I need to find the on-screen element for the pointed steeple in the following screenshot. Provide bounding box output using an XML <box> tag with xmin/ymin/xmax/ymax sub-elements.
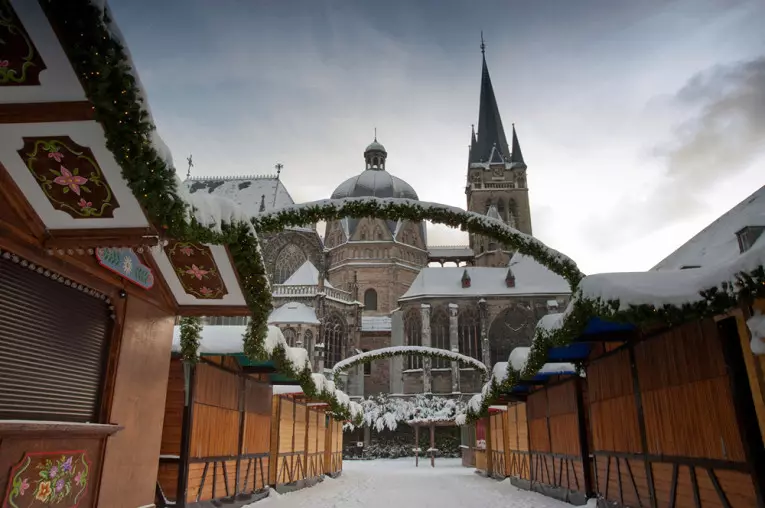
<box><xmin>510</xmin><ymin>124</ymin><xmax>526</xmax><ymax>168</ymax></box>
<box><xmin>470</xmin><ymin>36</ymin><xmax>510</xmax><ymax>164</ymax></box>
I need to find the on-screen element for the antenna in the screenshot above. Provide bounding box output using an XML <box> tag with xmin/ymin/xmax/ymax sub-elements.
<box><xmin>374</xmin><ymin>127</ymin><xmax>377</xmax><ymax>142</ymax></box>
<box><xmin>480</xmin><ymin>31</ymin><xmax>486</xmax><ymax>55</ymax></box>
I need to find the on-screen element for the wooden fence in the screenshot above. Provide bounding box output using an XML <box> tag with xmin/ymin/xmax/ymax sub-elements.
<box><xmin>489</xmin><ymin>409</ymin><xmax>509</xmax><ymax>478</ymax></box>
<box><xmin>506</xmin><ymin>402</ymin><xmax>530</xmax><ymax>480</ymax></box>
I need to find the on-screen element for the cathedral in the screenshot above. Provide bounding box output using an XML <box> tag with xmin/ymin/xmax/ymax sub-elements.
<box><xmin>185</xmin><ymin>48</ymin><xmax>570</xmax><ymax>396</ymax></box>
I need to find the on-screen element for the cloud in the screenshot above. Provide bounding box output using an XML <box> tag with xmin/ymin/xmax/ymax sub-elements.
<box><xmin>583</xmin><ymin>55</ymin><xmax>765</xmax><ymax>248</ymax></box>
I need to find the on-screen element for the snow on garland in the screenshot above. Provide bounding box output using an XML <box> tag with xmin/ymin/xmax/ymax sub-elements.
<box><xmin>748</xmin><ymin>311</ymin><xmax>765</xmax><ymax>355</ymax></box>
<box><xmin>331</xmin><ymin>346</ymin><xmax>489</xmax><ymax>383</ymax></box>
<box><xmin>178</xmin><ymin>316</ymin><xmax>203</xmax><ymax>364</ymax></box>
<box><xmin>345</xmin><ymin>393</ymin><xmax>467</xmax><ymax>433</ymax></box>
<box><xmin>457</xmin><ymin>240</ymin><xmax>765</xmax><ymax>424</ymax></box>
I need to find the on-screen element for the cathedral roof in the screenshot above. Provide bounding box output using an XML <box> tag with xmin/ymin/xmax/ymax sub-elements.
<box><xmin>268</xmin><ymin>302</ymin><xmax>320</xmax><ymax>325</ymax></box>
<box><xmin>281</xmin><ymin>260</ymin><xmax>333</xmax><ymax>288</ymax></box>
<box><xmin>331</xmin><ymin>169</ymin><xmax>418</xmax><ymax>201</ymax></box>
<box><xmin>365</xmin><ymin>140</ymin><xmax>387</xmax><ymax>153</ymax></box>
<box><xmin>185</xmin><ymin>175</ymin><xmax>294</xmax><ymax>216</ymax></box>
<box><xmin>399</xmin><ymin>252</ymin><xmax>570</xmax><ymax>300</ymax></box>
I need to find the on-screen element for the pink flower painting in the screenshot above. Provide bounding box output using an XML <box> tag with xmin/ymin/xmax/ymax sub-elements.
<box><xmin>199</xmin><ymin>286</ymin><xmax>213</xmax><ymax>296</ymax></box>
<box><xmin>78</xmin><ymin>198</ymin><xmax>93</xmax><ymax>209</ymax></box>
<box><xmin>47</xmin><ymin>151</ymin><xmax>64</xmax><ymax>162</ymax></box>
<box><xmin>185</xmin><ymin>264</ymin><xmax>209</xmax><ymax>280</ymax></box>
<box><xmin>53</xmin><ymin>166</ymin><xmax>88</xmax><ymax>195</ymax></box>
<box><xmin>180</xmin><ymin>246</ymin><xmax>195</xmax><ymax>256</ymax></box>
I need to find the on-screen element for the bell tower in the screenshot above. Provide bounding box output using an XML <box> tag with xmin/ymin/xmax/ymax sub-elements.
<box><xmin>466</xmin><ymin>35</ymin><xmax>532</xmax><ymax>267</ymax></box>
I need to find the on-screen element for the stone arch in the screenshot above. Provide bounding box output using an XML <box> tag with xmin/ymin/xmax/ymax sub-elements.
<box><xmin>489</xmin><ymin>305</ymin><xmax>535</xmax><ymax>366</ymax></box>
<box><xmin>282</xmin><ymin>327</ymin><xmax>298</xmax><ymax>347</ymax></box>
<box><xmin>273</xmin><ymin>243</ymin><xmax>307</xmax><ymax>284</ymax></box>
<box><xmin>303</xmin><ymin>328</ymin><xmax>314</xmax><ymax>352</ymax></box>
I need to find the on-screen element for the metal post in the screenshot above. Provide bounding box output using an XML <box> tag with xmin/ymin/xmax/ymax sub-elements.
<box><xmin>430</xmin><ymin>423</ymin><xmax>436</xmax><ymax>468</ymax></box>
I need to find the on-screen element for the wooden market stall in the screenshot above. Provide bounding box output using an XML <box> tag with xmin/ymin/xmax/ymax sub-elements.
<box><xmin>325</xmin><ymin>418</ymin><xmax>344</xmax><ymax>478</ymax></box>
<box><xmin>488</xmin><ymin>408</ymin><xmax>509</xmax><ymax>479</ymax></box>
<box><xmin>505</xmin><ymin>402</ymin><xmax>530</xmax><ymax>480</ymax></box>
<box><xmin>156</xmin><ymin>356</ymin><xmax>273</xmax><ymax>507</ymax></box>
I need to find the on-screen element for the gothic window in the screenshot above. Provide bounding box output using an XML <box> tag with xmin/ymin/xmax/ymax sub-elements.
<box><xmin>323</xmin><ymin>313</ymin><xmax>346</xmax><ymax>368</ymax></box>
<box><xmin>274</xmin><ymin>244</ymin><xmax>307</xmax><ymax>284</ymax></box>
<box><xmin>431</xmin><ymin>308</ymin><xmax>450</xmax><ymax>369</ymax></box>
<box><xmin>362</xmin><ymin>349</ymin><xmax>371</xmax><ymax>375</ymax></box>
<box><xmin>404</xmin><ymin>309</ymin><xmax>422</xmax><ymax>370</ymax></box>
<box><xmin>497</xmin><ymin>200</ymin><xmax>506</xmax><ymax>222</ymax></box>
<box><xmin>458</xmin><ymin>306</ymin><xmax>482</xmax><ymax>361</ymax></box>
<box><xmin>303</xmin><ymin>329</ymin><xmax>314</xmax><ymax>353</ymax></box>
<box><xmin>282</xmin><ymin>327</ymin><xmax>298</xmax><ymax>347</ymax></box>
<box><xmin>360</xmin><ymin>226</ymin><xmax>369</xmax><ymax>241</ymax></box>
<box><xmin>364</xmin><ymin>289</ymin><xmax>378</xmax><ymax>311</ymax></box>
<box><xmin>489</xmin><ymin>306</ymin><xmax>534</xmax><ymax>366</ymax></box>
<box><xmin>374</xmin><ymin>226</ymin><xmax>383</xmax><ymax>240</ymax></box>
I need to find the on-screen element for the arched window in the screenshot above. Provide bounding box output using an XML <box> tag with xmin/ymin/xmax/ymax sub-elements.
<box><xmin>364</xmin><ymin>289</ymin><xmax>378</xmax><ymax>311</ymax></box>
<box><xmin>374</xmin><ymin>226</ymin><xmax>383</xmax><ymax>240</ymax></box>
<box><xmin>431</xmin><ymin>308</ymin><xmax>450</xmax><ymax>369</ymax></box>
<box><xmin>273</xmin><ymin>244</ymin><xmax>307</xmax><ymax>284</ymax></box>
<box><xmin>282</xmin><ymin>327</ymin><xmax>298</xmax><ymax>347</ymax></box>
<box><xmin>404</xmin><ymin>309</ymin><xmax>422</xmax><ymax>370</ymax></box>
<box><xmin>458</xmin><ymin>306</ymin><xmax>482</xmax><ymax>361</ymax></box>
<box><xmin>323</xmin><ymin>313</ymin><xmax>346</xmax><ymax>368</ymax></box>
<box><xmin>497</xmin><ymin>199</ymin><xmax>506</xmax><ymax>222</ymax></box>
<box><xmin>303</xmin><ymin>329</ymin><xmax>314</xmax><ymax>353</ymax></box>
<box><xmin>489</xmin><ymin>306</ymin><xmax>534</xmax><ymax>366</ymax></box>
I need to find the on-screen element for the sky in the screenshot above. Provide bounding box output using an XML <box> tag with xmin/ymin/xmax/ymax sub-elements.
<box><xmin>110</xmin><ymin>0</ymin><xmax>765</xmax><ymax>275</ymax></box>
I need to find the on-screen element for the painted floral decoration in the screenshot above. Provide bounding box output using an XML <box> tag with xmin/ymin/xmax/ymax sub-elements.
<box><xmin>164</xmin><ymin>241</ymin><xmax>229</xmax><ymax>300</ymax></box>
<box><xmin>18</xmin><ymin>137</ymin><xmax>120</xmax><ymax>219</ymax></box>
<box><xmin>0</xmin><ymin>0</ymin><xmax>48</xmax><ymax>86</ymax></box>
<box><xmin>6</xmin><ymin>452</ymin><xmax>90</xmax><ymax>507</ymax></box>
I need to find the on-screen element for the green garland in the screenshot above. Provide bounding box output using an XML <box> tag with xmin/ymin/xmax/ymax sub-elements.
<box><xmin>178</xmin><ymin>316</ymin><xmax>203</xmax><ymax>364</ymax></box>
<box><xmin>253</xmin><ymin>199</ymin><xmax>584</xmax><ymax>288</ymax></box>
<box><xmin>459</xmin><ymin>265</ymin><xmax>765</xmax><ymax>424</ymax></box>
<box><xmin>331</xmin><ymin>346</ymin><xmax>489</xmax><ymax>384</ymax></box>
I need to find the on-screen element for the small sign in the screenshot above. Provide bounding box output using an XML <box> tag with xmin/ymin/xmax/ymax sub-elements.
<box><xmin>96</xmin><ymin>247</ymin><xmax>154</xmax><ymax>289</ymax></box>
<box><xmin>356</xmin><ymin>442</ymin><xmax>364</xmax><ymax>448</ymax></box>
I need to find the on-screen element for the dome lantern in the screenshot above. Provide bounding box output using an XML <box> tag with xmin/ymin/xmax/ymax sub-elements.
<box><xmin>364</xmin><ymin>136</ymin><xmax>387</xmax><ymax>170</ymax></box>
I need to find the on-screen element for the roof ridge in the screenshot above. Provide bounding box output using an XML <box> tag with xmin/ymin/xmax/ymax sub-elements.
<box><xmin>186</xmin><ymin>174</ymin><xmax>278</xmax><ymax>182</ymax></box>
<box><xmin>428</xmin><ymin>245</ymin><xmax>472</xmax><ymax>249</ymax></box>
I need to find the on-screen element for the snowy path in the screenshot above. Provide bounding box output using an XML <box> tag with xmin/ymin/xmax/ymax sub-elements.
<box><xmin>249</xmin><ymin>459</ymin><xmax>587</xmax><ymax>508</ymax></box>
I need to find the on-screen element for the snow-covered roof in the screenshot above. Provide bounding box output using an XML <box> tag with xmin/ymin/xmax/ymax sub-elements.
<box><xmin>361</xmin><ymin>316</ymin><xmax>392</xmax><ymax>332</ymax></box>
<box><xmin>172</xmin><ymin>325</ymin><xmax>247</xmax><ymax>354</ymax></box>
<box><xmin>281</xmin><ymin>260</ymin><xmax>333</xmax><ymax>288</ymax></box>
<box><xmin>536</xmin><ymin>313</ymin><xmax>565</xmax><ymax>334</ymax></box>
<box><xmin>427</xmin><ymin>246</ymin><xmax>475</xmax><ymax>258</ymax></box>
<box><xmin>580</xmin><ymin>233</ymin><xmax>765</xmax><ymax>310</ymax></box>
<box><xmin>653</xmin><ymin>185</ymin><xmax>765</xmax><ymax>270</ymax></box>
<box><xmin>185</xmin><ymin>175</ymin><xmax>295</xmax><ymax>217</ymax></box>
<box><xmin>268</xmin><ymin>302</ymin><xmax>320</xmax><ymax>325</ymax></box>
<box><xmin>273</xmin><ymin>385</ymin><xmax>304</xmax><ymax>395</ymax></box>
<box><xmin>400</xmin><ymin>252</ymin><xmax>570</xmax><ymax>300</ymax></box>
<box><xmin>508</xmin><ymin>347</ymin><xmax>576</xmax><ymax>376</ymax></box>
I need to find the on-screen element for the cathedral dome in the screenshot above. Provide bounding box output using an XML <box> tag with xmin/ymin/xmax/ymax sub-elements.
<box><xmin>365</xmin><ymin>140</ymin><xmax>387</xmax><ymax>153</ymax></box>
<box><xmin>330</xmin><ymin>169</ymin><xmax>418</xmax><ymax>200</ymax></box>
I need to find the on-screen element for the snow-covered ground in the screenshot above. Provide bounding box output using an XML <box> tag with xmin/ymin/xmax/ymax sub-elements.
<box><xmin>247</xmin><ymin>459</ymin><xmax>593</xmax><ymax>508</ymax></box>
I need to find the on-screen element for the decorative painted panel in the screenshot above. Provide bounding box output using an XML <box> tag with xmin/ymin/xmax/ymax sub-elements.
<box><xmin>16</xmin><ymin>136</ymin><xmax>120</xmax><ymax>218</ymax></box>
<box><xmin>95</xmin><ymin>247</ymin><xmax>155</xmax><ymax>289</ymax></box>
<box><xmin>0</xmin><ymin>0</ymin><xmax>47</xmax><ymax>86</ymax></box>
<box><xmin>164</xmin><ymin>241</ymin><xmax>228</xmax><ymax>299</ymax></box>
<box><xmin>3</xmin><ymin>450</ymin><xmax>90</xmax><ymax>508</ymax></box>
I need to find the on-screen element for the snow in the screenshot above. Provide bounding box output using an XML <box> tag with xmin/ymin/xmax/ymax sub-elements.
<box><xmin>579</xmin><ymin>234</ymin><xmax>765</xmax><ymax>310</ymax></box>
<box><xmin>349</xmin><ymin>394</ymin><xmax>466</xmax><ymax>432</ymax></box>
<box><xmin>244</xmin><ymin>459</ymin><xmax>578</xmax><ymax>508</ymax></box>
<box><xmin>185</xmin><ymin>175</ymin><xmax>296</xmax><ymax>217</ymax></box>
<box><xmin>273</xmin><ymin>385</ymin><xmax>304</xmax><ymax>395</ymax></box>
<box><xmin>282</xmin><ymin>260</ymin><xmax>333</xmax><ymax>287</ymax></box>
<box><xmin>361</xmin><ymin>316</ymin><xmax>392</xmax><ymax>332</ymax></box>
<box><xmin>653</xmin><ymin>185</ymin><xmax>765</xmax><ymax>270</ymax></box>
<box><xmin>171</xmin><ymin>325</ymin><xmax>247</xmax><ymax>354</ymax></box>
<box><xmin>748</xmin><ymin>311</ymin><xmax>765</xmax><ymax>354</ymax></box>
<box><xmin>508</xmin><ymin>347</ymin><xmax>575</xmax><ymax>376</ymax></box>
<box><xmin>492</xmin><ymin>362</ymin><xmax>509</xmax><ymax>384</ymax></box>
<box><xmin>400</xmin><ymin>252</ymin><xmax>571</xmax><ymax>300</ymax></box>
<box><xmin>536</xmin><ymin>313</ymin><xmax>564</xmax><ymax>334</ymax></box>
<box><xmin>268</xmin><ymin>302</ymin><xmax>320</xmax><ymax>325</ymax></box>
<box><xmin>332</xmin><ymin>346</ymin><xmax>488</xmax><ymax>376</ymax></box>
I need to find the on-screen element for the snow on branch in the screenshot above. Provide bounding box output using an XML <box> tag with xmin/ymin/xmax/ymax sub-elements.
<box><xmin>345</xmin><ymin>394</ymin><xmax>467</xmax><ymax>433</ymax></box>
<box><xmin>332</xmin><ymin>346</ymin><xmax>489</xmax><ymax>383</ymax></box>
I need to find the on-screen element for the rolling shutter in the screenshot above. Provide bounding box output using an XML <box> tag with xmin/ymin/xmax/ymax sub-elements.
<box><xmin>0</xmin><ymin>254</ymin><xmax>112</xmax><ymax>422</ymax></box>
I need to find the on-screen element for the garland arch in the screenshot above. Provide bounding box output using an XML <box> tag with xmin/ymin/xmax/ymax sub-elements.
<box><xmin>330</xmin><ymin>346</ymin><xmax>490</xmax><ymax>384</ymax></box>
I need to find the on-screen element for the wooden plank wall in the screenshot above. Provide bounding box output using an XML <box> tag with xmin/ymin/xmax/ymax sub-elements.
<box><xmin>526</xmin><ymin>379</ymin><xmax>587</xmax><ymax>497</ymax></box>
<box><xmin>157</xmin><ymin>358</ymin><xmax>184</xmax><ymax>502</ymax></box>
<box><xmin>588</xmin><ymin>319</ymin><xmax>760</xmax><ymax>507</ymax></box>
<box><xmin>240</xmin><ymin>377</ymin><xmax>271</xmax><ymax>493</ymax></box>
<box><xmin>187</xmin><ymin>362</ymin><xmax>240</xmax><ymax>503</ymax></box>
<box><xmin>506</xmin><ymin>402</ymin><xmax>530</xmax><ymax>480</ymax></box>
<box><xmin>325</xmin><ymin>418</ymin><xmax>343</xmax><ymax>474</ymax></box>
<box><xmin>270</xmin><ymin>396</ymin><xmax>326</xmax><ymax>485</ymax></box>
<box><xmin>306</xmin><ymin>406</ymin><xmax>326</xmax><ymax>477</ymax></box>
<box><xmin>489</xmin><ymin>410</ymin><xmax>509</xmax><ymax>478</ymax></box>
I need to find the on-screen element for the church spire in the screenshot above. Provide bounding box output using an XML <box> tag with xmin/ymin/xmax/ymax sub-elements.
<box><xmin>470</xmin><ymin>35</ymin><xmax>510</xmax><ymax>164</ymax></box>
<box><xmin>510</xmin><ymin>124</ymin><xmax>526</xmax><ymax>168</ymax></box>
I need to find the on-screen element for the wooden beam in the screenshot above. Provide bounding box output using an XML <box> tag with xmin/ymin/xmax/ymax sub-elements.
<box><xmin>241</xmin><ymin>365</ymin><xmax>277</xmax><ymax>374</ymax></box>
<box><xmin>0</xmin><ymin>101</ymin><xmax>94</xmax><ymax>123</ymax></box>
<box><xmin>43</xmin><ymin>227</ymin><xmax>158</xmax><ymax>250</ymax></box>
<box><xmin>0</xmin><ymin>162</ymin><xmax>46</xmax><ymax>241</ymax></box>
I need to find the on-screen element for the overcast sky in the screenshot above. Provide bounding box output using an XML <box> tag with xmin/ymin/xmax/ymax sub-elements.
<box><xmin>110</xmin><ymin>0</ymin><xmax>765</xmax><ymax>275</ymax></box>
